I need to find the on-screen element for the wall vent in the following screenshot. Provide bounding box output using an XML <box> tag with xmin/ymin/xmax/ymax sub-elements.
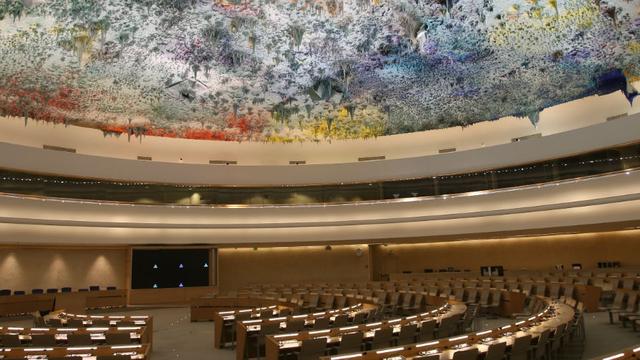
<box><xmin>289</xmin><ymin>160</ymin><xmax>306</xmax><ymax>165</ymax></box>
<box><xmin>137</xmin><ymin>156</ymin><xmax>152</xmax><ymax>161</ymax></box>
<box><xmin>209</xmin><ymin>160</ymin><xmax>238</xmax><ymax>165</ymax></box>
<box><xmin>358</xmin><ymin>155</ymin><xmax>386</xmax><ymax>162</ymax></box>
<box><xmin>42</xmin><ymin>145</ymin><xmax>76</xmax><ymax>153</ymax></box>
<box><xmin>438</xmin><ymin>148</ymin><xmax>456</xmax><ymax>154</ymax></box>
<box><xmin>512</xmin><ymin>133</ymin><xmax>542</xmax><ymax>142</ymax></box>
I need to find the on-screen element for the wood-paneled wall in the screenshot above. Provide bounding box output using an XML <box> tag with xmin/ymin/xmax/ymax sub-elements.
<box><xmin>0</xmin><ymin>247</ymin><xmax>126</xmax><ymax>291</ymax></box>
<box><xmin>217</xmin><ymin>245</ymin><xmax>371</xmax><ymax>291</ymax></box>
<box><xmin>371</xmin><ymin>230</ymin><xmax>640</xmax><ymax>279</ymax></box>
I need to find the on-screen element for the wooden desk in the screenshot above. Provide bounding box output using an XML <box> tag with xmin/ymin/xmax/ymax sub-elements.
<box><xmin>237</xmin><ymin>303</ymin><xmax>378</xmax><ymax>360</ymax></box>
<box><xmin>575</xmin><ymin>285</ymin><xmax>602</xmax><ymax>312</ymax></box>
<box><xmin>265</xmin><ymin>302</ymin><xmax>466</xmax><ymax>360</ymax></box>
<box><xmin>192</xmin><ymin>296</ymin><xmax>294</xmax><ymax>322</ymax></box>
<box><xmin>499</xmin><ymin>290</ymin><xmax>527</xmax><ymax>317</ymax></box>
<box><xmin>54</xmin><ymin>312</ymin><xmax>154</xmax><ymax>347</ymax></box>
<box><xmin>213</xmin><ymin>305</ymin><xmax>285</xmax><ymax>349</ymax></box>
<box><xmin>0</xmin><ymin>290</ymin><xmax>127</xmax><ymax>317</ymax></box>
<box><xmin>318</xmin><ymin>300</ymin><xmax>575</xmax><ymax>360</ymax></box>
<box><xmin>0</xmin><ymin>343</ymin><xmax>150</xmax><ymax>359</ymax></box>
<box><xmin>0</xmin><ymin>324</ymin><xmax>151</xmax><ymax>348</ymax></box>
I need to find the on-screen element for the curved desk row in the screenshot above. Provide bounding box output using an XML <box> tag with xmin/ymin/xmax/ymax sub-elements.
<box><xmin>0</xmin><ymin>343</ymin><xmax>149</xmax><ymax>359</ymax></box>
<box><xmin>0</xmin><ymin>290</ymin><xmax>127</xmax><ymax>317</ymax></box>
<box><xmin>319</xmin><ymin>298</ymin><xmax>576</xmax><ymax>360</ymax></box>
<box><xmin>264</xmin><ymin>302</ymin><xmax>466</xmax><ymax>360</ymax></box>
<box><xmin>0</xmin><ymin>324</ymin><xmax>151</xmax><ymax>348</ymax></box>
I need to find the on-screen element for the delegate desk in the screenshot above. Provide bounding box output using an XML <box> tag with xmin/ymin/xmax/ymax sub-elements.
<box><xmin>594</xmin><ymin>346</ymin><xmax>640</xmax><ymax>360</ymax></box>
<box><xmin>51</xmin><ymin>313</ymin><xmax>153</xmax><ymax>347</ymax></box>
<box><xmin>192</xmin><ymin>296</ymin><xmax>297</xmax><ymax>322</ymax></box>
<box><xmin>0</xmin><ymin>325</ymin><xmax>150</xmax><ymax>348</ymax></box>
<box><xmin>0</xmin><ymin>344</ymin><xmax>150</xmax><ymax>359</ymax></box>
<box><xmin>236</xmin><ymin>304</ymin><xmax>376</xmax><ymax>360</ymax></box>
<box><xmin>214</xmin><ymin>305</ymin><xmax>285</xmax><ymax>349</ymax></box>
<box><xmin>266</xmin><ymin>303</ymin><xmax>466</xmax><ymax>360</ymax></box>
<box><xmin>321</xmin><ymin>299</ymin><xmax>575</xmax><ymax>360</ymax></box>
<box><xmin>0</xmin><ymin>290</ymin><xmax>127</xmax><ymax>317</ymax></box>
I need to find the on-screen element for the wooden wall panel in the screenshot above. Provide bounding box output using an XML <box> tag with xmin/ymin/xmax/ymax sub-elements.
<box><xmin>0</xmin><ymin>247</ymin><xmax>126</xmax><ymax>291</ymax></box>
<box><xmin>217</xmin><ymin>245</ymin><xmax>370</xmax><ymax>291</ymax></box>
<box><xmin>371</xmin><ymin>230</ymin><xmax>640</xmax><ymax>279</ymax></box>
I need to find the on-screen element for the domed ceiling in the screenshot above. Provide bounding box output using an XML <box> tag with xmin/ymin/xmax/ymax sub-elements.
<box><xmin>0</xmin><ymin>0</ymin><xmax>638</xmax><ymax>142</ymax></box>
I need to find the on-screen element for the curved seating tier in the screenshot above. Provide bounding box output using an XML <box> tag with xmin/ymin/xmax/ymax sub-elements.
<box><xmin>319</xmin><ymin>297</ymin><xmax>578</xmax><ymax>360</ymax></box>
<box><xmin>0</xmin><ymin>344</ymin><xmax>149</xmax><ymax>359</ymax></box>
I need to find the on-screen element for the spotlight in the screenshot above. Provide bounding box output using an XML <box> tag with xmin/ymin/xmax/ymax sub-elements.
<box><xmin>325</xmin><ymin>245</ymin><xmax>332</xmax><ymax>251</ymax></box>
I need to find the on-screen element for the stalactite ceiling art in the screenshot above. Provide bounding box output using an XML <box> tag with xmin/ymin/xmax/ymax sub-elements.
<box><xmin>0</xmin><ymin>0</ymin><xmax>638</xmax><ymax>142</ymax></box>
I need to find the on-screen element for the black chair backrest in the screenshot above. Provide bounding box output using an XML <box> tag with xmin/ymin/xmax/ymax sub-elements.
<box><xmin>105</xmin><ymin>332</ymin><xmax>131</xmax><ymax>345</ymax></box>
<box><xmin>13</xmin><ymin>290</ymin><xmax>25</xmax><ymax>295</ymax></box>
<box><xmin>107</xmin><ymin>286</ymin><xmax>117</xmax><ymax>290</ymax></box>
<box><xmin>79</xmin><ymin>288</ymin><xmax>89</xmax><ymax>292</ymax></box>
<box><xmin>0</xmin><ymin>289</ymin><xmax>10</xmax><ymax>296</ymax></box>
<box><xmin>61</xmin><ymin>287</ymin><xmax>72</xmax><ymax>293</ymax></box>
<box><xmin>31</xmin><ymin>288</ymin><xmax>44</xmax><ymax>294</ymax></box>
<box><xmin>371</xmin><ymin>327</ymin><xmax>393</xmax><ymax>349</ymax></box>
<box><xmin>298</xmin><ymin>337</ymin><xmax>327</xmax><ymax>360</ymax></box>
<box><xmin>68</xmin><ymin>319</ymin><xmax>85</xmax><ymax>327</ymax></box>
<box><xmin>89</xmin><ymin>285</ymin><xmax>101</xmax><ymax>291</ymax></box>
<box><xmin>286</xmin><ymin>319</ymin><xmax>305</xmax><ymax>332</ymax></box>
<box><xmin>97</xmin><ymin>356</ymin><xmax>131</xmax><ymax>360</ymax></box>
<box><xmin>68</xmin><ymin>333</ymin><xmax>93</xmax><ymax>346</ymax></box>
<box><xmin>398</xmin><ymin>323</ymin><xmax>418</xmax><ymax>345</ymax></box>
<box><xmin>1</xmin><ymin>334</ymin><xmax>21</xmax><ymax>347</ymax></box>
<box><xmin>333</xmin><ymin>314</ymin><xmax>349</xmax><ymax>327</ymax></box>
<box><xmin>452</xmin><ymin>347</ymin><xmax>479</xmax><ymax>360</ymax></box>
<box><xmin>31</xmin><ymin>334</ymin><xmax>57</xmax><ymax>347</ymax></box>
<box><xmin>419</xmin><ymin>319</ymin><xmax>436</xmax><ymax>341</ymax></box>
<box><xmin>337</xmin><ymin>332</ymin><xmax>363</xmax><ymax>354</ymax></box>
<box><xmin>46</xmin><ymin>288</ymin><xmax>58</xmax><ymax>293</ymax></box>
<box><xmin>485</xmin><ymin>341</ymin><xmax>507</xmax><ymax>360</ymax></box>
<box><xmin>313</xmin><ymin>317</ymin><xmax>330</xmax><ymax>329</ymax></box>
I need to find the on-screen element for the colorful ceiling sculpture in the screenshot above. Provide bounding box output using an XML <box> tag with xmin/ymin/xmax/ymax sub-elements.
<box><xmin>0</xmin><ymin>0</ymin><xmax>638</xmax><ymax>142</ymax></box>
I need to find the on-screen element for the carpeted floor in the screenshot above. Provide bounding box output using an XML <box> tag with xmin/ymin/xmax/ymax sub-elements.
<box><xmin>2</xmin><ymin>308</ymin><xmax>639</xmax><ymax>360</ymax></box>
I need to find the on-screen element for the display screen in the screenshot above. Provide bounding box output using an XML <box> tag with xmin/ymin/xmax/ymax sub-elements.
<box><xmin>131</xmin><ymin>249</ymin><xmax>210</xmax><ymax>289</ymax></box>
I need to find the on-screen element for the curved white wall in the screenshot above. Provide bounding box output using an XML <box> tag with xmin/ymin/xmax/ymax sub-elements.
<box><xmin>0</xmin><ymin>169</ymin><xmax>638</xmax><ymax>246</ymax></box>
<box><xmin>1</xmin><ymin>112</ymin><xmax>639</xmax><ymax>186</ymax></box>
<box><xmin>0</xmin><ymin>91</ymin><xmax>636</xmax><ymax>166</ymax></box>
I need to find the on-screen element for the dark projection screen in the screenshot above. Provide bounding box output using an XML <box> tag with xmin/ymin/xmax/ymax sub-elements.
<box><xmin>131</xmin><ymin>249</ymin><xmax>210</xmax><ymax>289</ymax></box>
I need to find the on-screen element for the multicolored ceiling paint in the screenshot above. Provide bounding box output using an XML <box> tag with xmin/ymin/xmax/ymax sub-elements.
<box><xmin>0</xmin><ymin>0</ymin><xmax>638</xmax><ymax>142</ymax></box>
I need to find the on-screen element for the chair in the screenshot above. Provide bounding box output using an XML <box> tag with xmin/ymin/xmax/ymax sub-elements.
<box><xmin>396</xmin><ymin>323</ymin><xmax>418</xmax><ymax>345</ymax></box>
<box><xmin>351</xmin><ymin>312</ymin><xmax>366</xmax><ymax>324</ymax></box>
<box><xmin>93</xmin><ymin>319</ymin><xmax>111</xmax><ymax>327</ymax></box>
<box><xmin>418</xmin><ymin>319</ymin><xmax>436</xmax><ymax>341</ymax></box>
<box><xmin>79</xmin><ymin>288</ymin><xmax>89</xmax><ymax>292</ymax></box>
<box><xmin>68</xmin><ymin>333</ymin><xmax>93</xmax><ymax>346</ymax></box>
<box><xmin>548</xmin><ymin>324</ymin><xmax>566</xmax><ymax>359</ymax></box>
<box><xmin>61</xmin><ymin>287</ymin><xmax>72</xmax><ymax>293</ymax></box>
<box><xmin>610</xmin><ymin>292</ymin><xmax>637</xmax><ymax>323</ymax></box>
<box><xmin>485</xmin><ymin>342</ymin><xmax>507</xmax><ymax>360</ymax></box>
<box><xmin>333</xmin><ymin>314</ymin><xmax>348</xmax><ymax>327</ymax></box>
<box><xmin>31</xmin><ymin>288</ymin><xmax>44</xmax><ymax>294</ymax></box>
<box><xmin>106</xmin><ymin>332</ymin><xmax>132</xmax><ymax>345</ymax></box>
<box><xmin>313</xmin><ymin>317</ymin><xmax>330</xmax><ymax>329</ymax></box>
<box><xmin>335</xmin><ymin>332</ymin><xmax>363</xmax><ymax>354</ymax></box>
<box><xmin>1</xmin><ymin>334</ymin><xmax>21</xmax><ymax>347</ymax></box>
<box><xmin>0</xmin><ymin>289</ymin><xmax>10</xmax><ymax>296</ymax></box>
<box><xmin>530</xmin><ymin>329</ymin><xmax>550</xmax><ymax>360</ymax></box>
<box><xmin>46</xmin><ymin>288</ymin><xmax>58</xmax><ymax>294</ymax></box>
<box><xmin>465</xmin><ymin>288</ymin><xmax>478</xmax><ymax>304</ymax></box>
<box><xmin>68</xmin><ymin>318</ymin><xmax>85</xmax><ymax>327</ymax></box>
<box><xmin>600</xmin><ymin>290</ymin><xmax>625</xmax><ymax>312</ymax></box>
<box><xmin>107</xmin><ymin>286</ymin><xmax>117</xmax><ymax>290</ymax></box>
<box><xmin>31</xmin><ymin>334</ymin><xmax>57</xmax><ymax>346</ymax></box>
<box><xmin>89</xmin><ymin>285</ymin><xmax>101</xmax><ymax>291</ymax></box>
<box><xmin>47</xmin><ymin>318</ymin><xmax>63</xmax><ymax>327</ymax></box>
<box><xmin>508</xmin><ymin>334</ymin><xmax>532</xmax><ymax>360</ymax></box>
<box><xmin>13</xmin><ymin>290</ymin><xmax>25</xmax><ymax>295</ymax></box>
<box><xmin>286</xmin><ymin>319</ymin><xmax>305</xmax><ymax>332</ymax></box>
<box><xmin>436</xmin><ymin>314</ymin><xmax>461</xmax><ymax>338</ymax></box>
<box><xmin>367</xmin><ymin>327</ymin><xmax>393</xmax><ymax>350</ymax></box>
<box><xmin>296</xmin><ymin>337</ymin><xmax>327</xmax><ymax>360</ymax></box>
<box><xmin>452</xmin><ymin>347</ymin><xmax>479</xmax><ymax>360</ymax></box>
<box><xmin>96</xmin><ymin>356</ymin><xmax>131</xmax><ymax>360</ymax></box>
